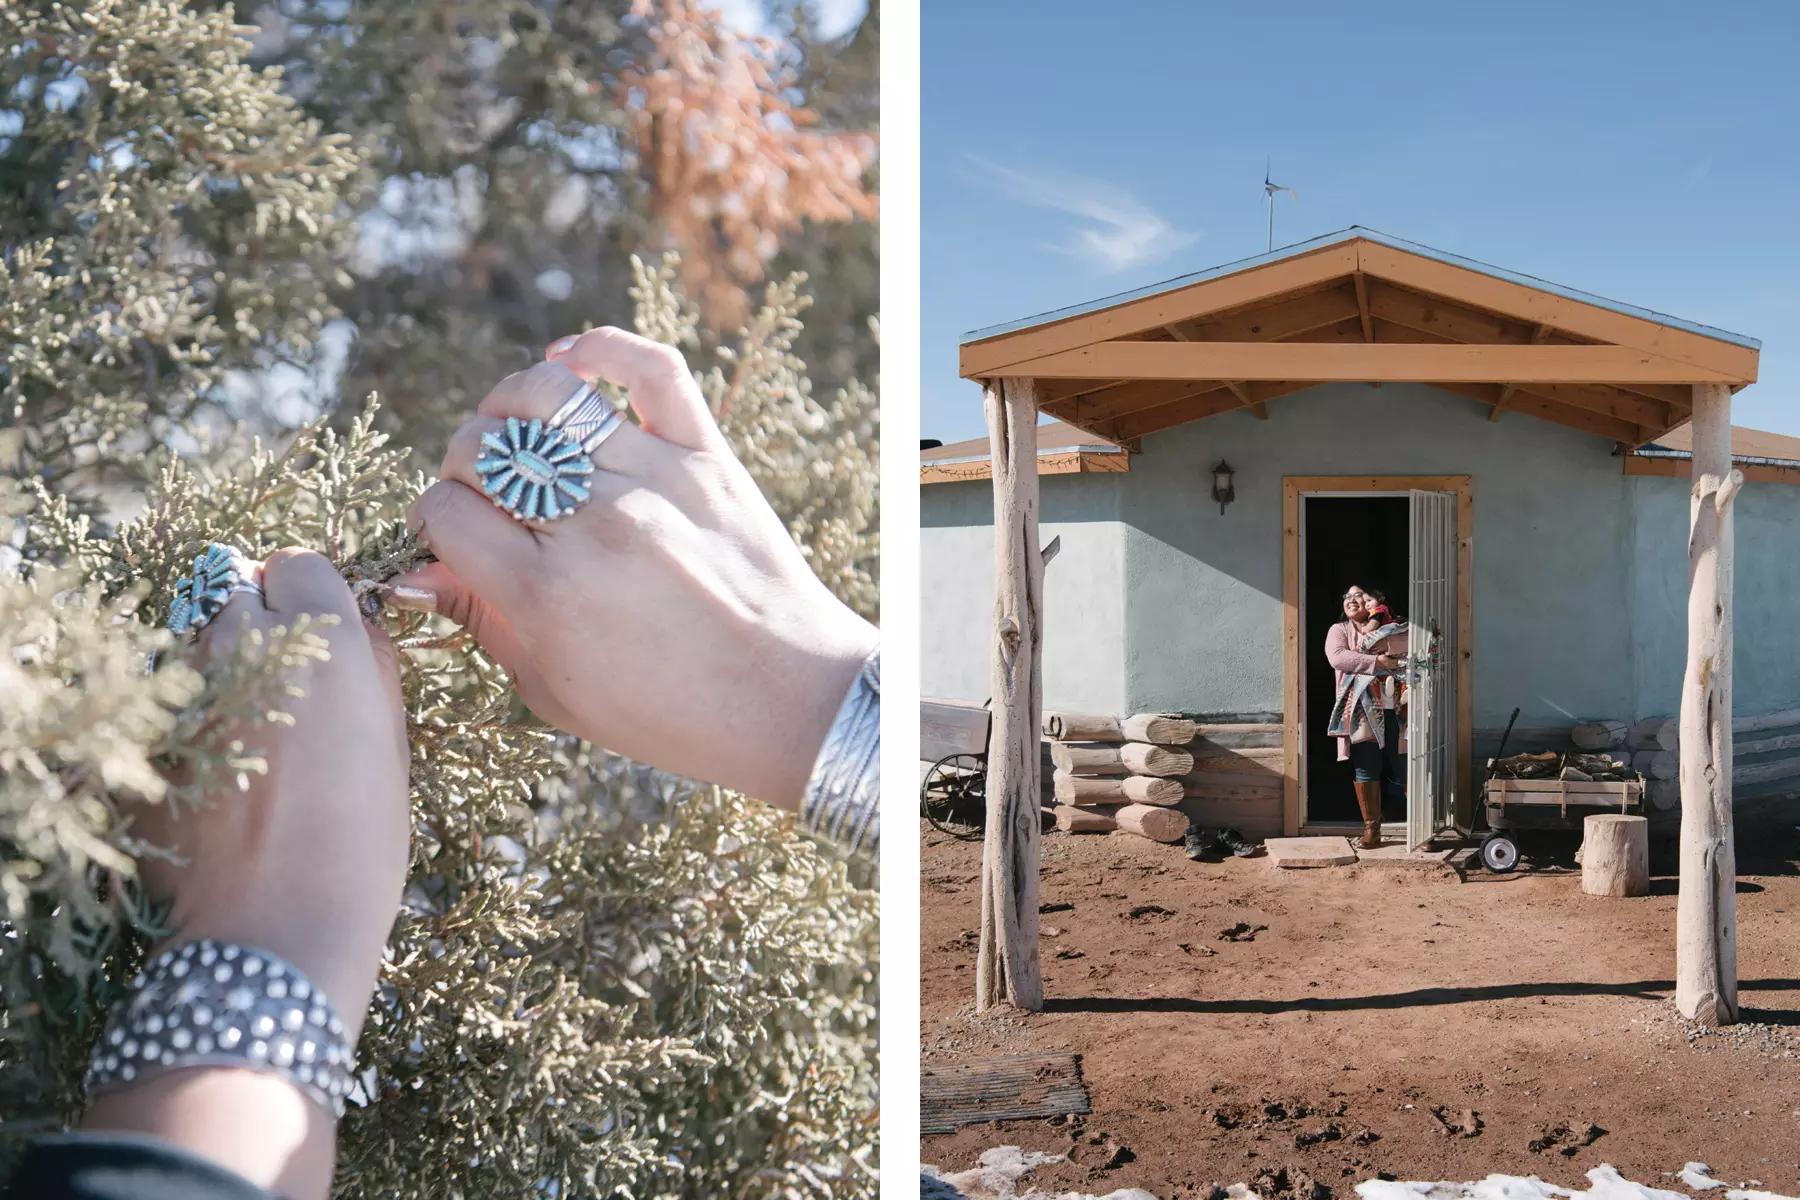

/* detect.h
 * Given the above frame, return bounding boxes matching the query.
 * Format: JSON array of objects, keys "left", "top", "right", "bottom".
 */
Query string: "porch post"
[
  {"left": 977, "top": 376, "right": 1045, "bottom": 1012},
  {"left": 1675, "top": 381, "right": 1741, "bottom": 1026}
]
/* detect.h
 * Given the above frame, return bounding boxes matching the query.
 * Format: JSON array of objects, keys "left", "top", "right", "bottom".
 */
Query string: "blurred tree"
[{"left": 238, "top": 0, "right": 879, "bottom": 465}]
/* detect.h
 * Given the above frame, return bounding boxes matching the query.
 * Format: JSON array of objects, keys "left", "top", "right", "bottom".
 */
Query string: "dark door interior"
[{"left": 1303, "top": 496, "right": 1410, "bottom": 823}]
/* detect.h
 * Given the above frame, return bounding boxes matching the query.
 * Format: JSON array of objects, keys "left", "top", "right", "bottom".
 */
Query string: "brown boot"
[{"left": 1353, "top": 781, "right": 1383, "bottom": 849}]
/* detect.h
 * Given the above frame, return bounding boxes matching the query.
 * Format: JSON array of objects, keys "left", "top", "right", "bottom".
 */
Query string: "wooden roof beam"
[
  {"left": 1174, "top": 282, "right": 1362, "bottom": 344},
  {"left": 1355, "top": 240, "right": 1757, "bottom": 382},
  {"left": 1033, "top": 378, "right": 1134, "bottom": 406},
  {"left": 1108, "top": 381, "right": 1313, "bottom": 441},
  {"left": 1354, "top": 272, "right": 1375, "bottom": 343},
  {"left": 1223, "top": 380, "right": 1267, "bottom": 419},
  {"left": 1435, "top": 381, "right": 1647, "bottom": 444},
  {"left": 1510, "top": 381, "right": 1672, "bottom": 429},
  {"left": 1070, "top": 379, "right": 1234, "bottom": 424},
  {"left": 995, "top": 340, "right": 1740, "bottom": 384},
  {"left": 959, "top": 242, "right": 1361, "bottom": 376}
]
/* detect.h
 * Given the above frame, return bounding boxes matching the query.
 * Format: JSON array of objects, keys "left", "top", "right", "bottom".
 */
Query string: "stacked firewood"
[
  {"left": 1041, "top": 712, "right": 1197, "bottom": 843},
  {"left": 1487, "top": 750, "right": 1640, "bottom": 782}
]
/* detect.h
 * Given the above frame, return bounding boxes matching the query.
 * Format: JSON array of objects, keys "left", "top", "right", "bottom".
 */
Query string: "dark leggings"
[{"left": 1348, "top": 710, "right": 1405, "bottom": 817}]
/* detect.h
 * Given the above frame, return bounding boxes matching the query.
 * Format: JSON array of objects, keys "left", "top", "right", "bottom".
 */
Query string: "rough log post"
[
  {"left": 977, "top": 377, "right": 1044, "bottom": 1012},
  {"left": 1676, "top": 380, "right": 1742, "bottom": 1026}
]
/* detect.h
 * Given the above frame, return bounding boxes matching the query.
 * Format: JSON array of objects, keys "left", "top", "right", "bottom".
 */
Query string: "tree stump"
[{"left": 1581, "top": 814, "right": 1649, "bottom": 897}]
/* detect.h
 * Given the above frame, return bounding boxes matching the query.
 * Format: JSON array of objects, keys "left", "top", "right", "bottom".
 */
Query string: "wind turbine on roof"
[{"left": 1264, "top": 160, "right": 1296, "bottom": 253}]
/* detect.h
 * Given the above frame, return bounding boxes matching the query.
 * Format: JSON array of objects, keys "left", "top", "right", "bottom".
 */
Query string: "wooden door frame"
[{"left": 1281, "top": 475, "right": 1475, "bottom": 838}]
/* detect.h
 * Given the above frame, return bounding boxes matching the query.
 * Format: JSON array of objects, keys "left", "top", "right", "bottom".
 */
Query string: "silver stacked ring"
[
  {"left": 165, "top": 544, "right": 264, "bottom": 638},
  {"left": 475, "top": 382, "right": 629, "bottom": 523},
  {"left": 84, "top": 939, "right": 356, "bottom": 1119}
]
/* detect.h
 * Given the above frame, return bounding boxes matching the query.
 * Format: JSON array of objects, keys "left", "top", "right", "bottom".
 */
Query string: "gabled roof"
[{"left": 958, "top": 228, "right": 1760, "bottom": 449}]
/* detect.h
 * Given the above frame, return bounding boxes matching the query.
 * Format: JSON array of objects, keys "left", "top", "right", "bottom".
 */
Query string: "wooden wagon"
[
  {"left": 920, "top": 698, "right": 991, "bottom": 840},
  {"left": 1478, "top": 776, "right": 1644, "bottom": 873}
]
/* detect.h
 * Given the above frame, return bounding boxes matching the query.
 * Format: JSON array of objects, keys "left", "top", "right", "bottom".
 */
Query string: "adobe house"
[{"left": 922, "top": 229, "right": 1800, "bottom": 864}]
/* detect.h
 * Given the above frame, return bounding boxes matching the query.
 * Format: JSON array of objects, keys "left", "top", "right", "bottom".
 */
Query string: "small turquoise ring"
[
  {"left": 474, "top": 383, "right": 626, "bottom": 524},
  {"left": 166, "top": 543, "right": 264, "bottom": 638}
]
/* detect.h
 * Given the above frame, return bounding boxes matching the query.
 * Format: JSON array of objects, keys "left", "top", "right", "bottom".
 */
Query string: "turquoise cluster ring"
[
  {"left": 166, "top": 543, "right": 264, "bottom": 638},
  {"left": 474, "top": 383, "right": 627, "bottom": 524}
]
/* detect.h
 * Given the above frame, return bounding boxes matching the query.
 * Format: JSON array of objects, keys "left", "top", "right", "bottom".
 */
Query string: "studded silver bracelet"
[
  {"left": 800, "top": 647, "right": 880, "bottom": 856},
  {"left": 85, "top": 940, "right": 356, "bottom": 1119}
]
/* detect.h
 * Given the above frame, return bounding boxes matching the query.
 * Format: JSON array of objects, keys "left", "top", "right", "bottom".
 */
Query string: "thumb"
[{"left": 387, "top": 559, "right": 533, "bottom": 677}]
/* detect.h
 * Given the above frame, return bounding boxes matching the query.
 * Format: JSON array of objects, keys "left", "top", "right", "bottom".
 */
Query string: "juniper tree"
[
  {"left": 0, "top": 2, "right": 879, "bottom": 1196},
  {"left": 244, "top": 0, "right": 879, "bottom": 465}
]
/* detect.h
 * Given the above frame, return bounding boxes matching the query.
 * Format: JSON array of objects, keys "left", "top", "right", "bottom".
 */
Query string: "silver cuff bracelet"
[
  {"left": 801, "top": 647, "right": 880, "bottom": 856},
  {"left": 85, "top": 940, "right": 356, "bottom": 1119}
]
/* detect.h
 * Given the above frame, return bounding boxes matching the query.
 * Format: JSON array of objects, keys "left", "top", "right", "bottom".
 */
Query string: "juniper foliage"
[{"left": 0, "top": 3, "right": 879, "bottom": 1195}]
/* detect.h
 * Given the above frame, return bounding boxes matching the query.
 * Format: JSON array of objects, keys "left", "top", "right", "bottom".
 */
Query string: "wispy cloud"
[{"left": 962, "top": 155, "right": 1198, "bottom": 273}]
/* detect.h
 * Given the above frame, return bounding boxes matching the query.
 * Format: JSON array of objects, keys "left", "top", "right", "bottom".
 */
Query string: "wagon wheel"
[{"left": 921, "top": 753, "right": 987, "bottom": 841}]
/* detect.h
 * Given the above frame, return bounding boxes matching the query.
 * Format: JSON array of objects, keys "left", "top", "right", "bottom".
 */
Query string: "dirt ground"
[{"left": 920, "top": 822, "right": 1800, "bottom": 1199}]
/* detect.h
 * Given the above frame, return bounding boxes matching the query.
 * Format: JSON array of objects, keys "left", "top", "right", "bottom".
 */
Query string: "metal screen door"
[{"left": 1406, "top": 490, "right": 1457, "bottom": 850}]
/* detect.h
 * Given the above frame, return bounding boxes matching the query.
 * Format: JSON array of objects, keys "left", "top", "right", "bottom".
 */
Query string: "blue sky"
[{"left": 922, "top": 0, "right": 1800, "bottom": 445}]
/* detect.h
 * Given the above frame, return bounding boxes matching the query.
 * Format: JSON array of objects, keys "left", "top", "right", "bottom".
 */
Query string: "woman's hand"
[
  {"left": 390, "top": 328, "right": 876, "bottom": 809},
  {"left": 83, "top": 549, "right": 412, "bottom": 1200},
  {"left": 1376, "top": 654, "right": 1403, "bottom": 671}
]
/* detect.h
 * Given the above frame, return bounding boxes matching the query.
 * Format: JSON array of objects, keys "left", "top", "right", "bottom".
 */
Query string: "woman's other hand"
[
  {"left": 83, "top": 549, "right": 413, "bottom": 1199},
  {"left": 392, "top": 328, "right": 877, "bottom": 810},
  {"left": 1376, "top": 654, "right": 1403, "bottom": 671}
]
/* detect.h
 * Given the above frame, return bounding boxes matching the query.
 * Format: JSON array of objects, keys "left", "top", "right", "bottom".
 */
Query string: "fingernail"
[
  {"left": 547, "top": 335, "right": 578, "bottom": 357},
  {"left": 387, "top": 585, "right": 438, "bottom": 613}
]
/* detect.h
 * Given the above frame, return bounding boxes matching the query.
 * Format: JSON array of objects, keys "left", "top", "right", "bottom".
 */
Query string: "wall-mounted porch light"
[{"left": 1211, "top": 460, "right": 1236, "bottom": 515}]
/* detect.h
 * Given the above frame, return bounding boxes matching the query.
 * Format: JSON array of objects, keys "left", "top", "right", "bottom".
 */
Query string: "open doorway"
[{"left": 1302, "top": 495, "right": 1409, "bottom": 826}]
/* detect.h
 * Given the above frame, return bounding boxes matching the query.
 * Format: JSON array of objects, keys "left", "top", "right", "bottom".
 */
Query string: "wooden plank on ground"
[{"left": 921, "top": 1053, "right": 1091, "bottom": 1135}]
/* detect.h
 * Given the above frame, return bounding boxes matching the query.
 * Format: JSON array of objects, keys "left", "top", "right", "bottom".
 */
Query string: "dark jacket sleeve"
[{"left": 3, "top": 1134, "right": 283, "bottom": 1200}]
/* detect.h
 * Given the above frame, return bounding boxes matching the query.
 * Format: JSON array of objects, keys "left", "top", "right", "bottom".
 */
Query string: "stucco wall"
[
  {"left": 1122, "top": 382, "right": 1642, "bottom": 725},
  {"left": 920, "top": 383, "right": 1800, "bottom": 734},
  {"left": 920, "top": 468, "right": 1128, "bottom": 713},
  {"left": 1627, "top": 472, "right": 1800, "bottom": 722}
]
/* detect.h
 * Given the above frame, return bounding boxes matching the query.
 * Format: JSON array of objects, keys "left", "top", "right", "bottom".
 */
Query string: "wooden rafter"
[
  {"left": 1110, "top": 381, "right": 1311, "bottom": 441},
  {"left": 1180, "top": 282, "right": 1362, "bottom": 343},
  {"left": 959, "top": 242, "right": 1360, "bottom": 376},
  {"left": 1490, "top": 324, "right": 1550, "bottom": 421},
  {"left": 996, "top": 340, "right": 1739, "bottom": 385},
  {"left": 1433, "top": 381, "right": 1646, "bottom": 444},
  {"left": 1033, "top": 378, "right": 1130, "bottom": 406},
  {"left": 1353, "top": 272, "right": 1375, "bottom": 343},
  {"left": 1223, "top": 380, "right": 1267, "bottom": 419},
  {"left": 1071, "top": 379, "right": 1232, "bottom": 424},
  {"left": 1356, "top": 240, "right": 1757, "bottom": 381}
]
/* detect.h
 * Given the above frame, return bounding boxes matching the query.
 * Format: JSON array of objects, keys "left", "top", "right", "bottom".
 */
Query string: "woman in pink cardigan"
[{"left": 1324, "top": 585, "right": 1408, "bottom": 848}]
